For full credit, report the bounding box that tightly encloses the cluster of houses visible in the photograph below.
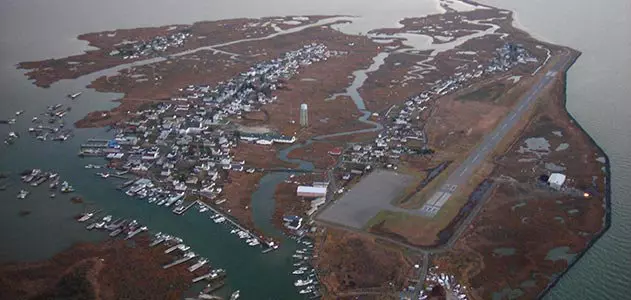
[84,44,337,216]
[170,43,334,123]
[109,29,192,59]
[338,43,536,173]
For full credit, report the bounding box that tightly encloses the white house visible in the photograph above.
[548,173,566,190]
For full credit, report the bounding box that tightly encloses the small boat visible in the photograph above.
[77,212,94,222]
[32,116,38,122]
[15,110,24,116]
[230,290,240,300]
[294,279,313,287]
[68,92,82,99]
[50,193,56,198]
[17,190,29,199]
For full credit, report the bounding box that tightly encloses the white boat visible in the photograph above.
[230,290,240,300]
[68,92,82,99]
[78,212,94,222]
[299,286,314,294]
[294,279,313,287]
[50,193,56,198]
[17,190,29,199]
[103,215,112,222]
[293,269,305,275]
[213,216,226,223]
[199,206,209,213]
[15,110,24,116]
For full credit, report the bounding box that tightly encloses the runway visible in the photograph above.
[420,51,572,217]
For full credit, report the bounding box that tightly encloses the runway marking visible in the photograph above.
[473,153,480,162]
[509,114,516,120]
[501,123,507,129]
[459,167,468,176]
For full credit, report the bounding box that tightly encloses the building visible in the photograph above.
[328,147,343,156]
[300,103,308,127]
[548,173,566,190]
[297,186,327,198]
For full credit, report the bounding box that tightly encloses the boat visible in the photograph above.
[109,228,122,237]
[8,132,19,139]
[49,179,59,189]
[199,206,209,213]
[188,258,209,272]
[68,92,82,99]
[60,181,75,193]
[299,286,315,294]
[213,216,226,223]
[86,223,97,230]
[50,193,56,198]
[31,116,38,122]
[77,212,94,222]
[97,172,110,178]
[293,269,305,275]
[102,215,112,222]
[17,190,29,199]
[294,279,313,287]
[15,110,24,116]
[49,173,58,180]
[95,222,106,229]
[230,290,240,300]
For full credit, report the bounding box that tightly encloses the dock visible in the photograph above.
[80,143,109,148]
[165,244,182,254]
[174,201,196,215]
[195,200,267,247]
[150,237,166,247]
[192,269,226,283]
[117,179,136,190]
[87,138,110,143]
[163,253,197,269]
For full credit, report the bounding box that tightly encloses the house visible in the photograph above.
[297,186,327,198]
[548,173,566,190]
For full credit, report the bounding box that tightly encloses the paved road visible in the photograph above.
[420,51,573,217]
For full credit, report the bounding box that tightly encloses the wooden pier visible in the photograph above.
[195,200,267,247]
[163,253,197,269]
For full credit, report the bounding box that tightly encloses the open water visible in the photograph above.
[1,0,629,299]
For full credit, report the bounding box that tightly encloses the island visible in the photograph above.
[8,0,609,299]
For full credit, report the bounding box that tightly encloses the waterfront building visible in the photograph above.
[300,103,308,127]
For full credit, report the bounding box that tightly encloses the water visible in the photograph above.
[479,0,631,298]
[0,0,629,298]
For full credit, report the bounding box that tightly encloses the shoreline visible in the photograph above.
[536,49,612,300]
[4,1,613,299]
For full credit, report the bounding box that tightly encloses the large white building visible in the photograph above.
[300,103,308,127]
[297,186,327,198]
[548,173,566,190]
